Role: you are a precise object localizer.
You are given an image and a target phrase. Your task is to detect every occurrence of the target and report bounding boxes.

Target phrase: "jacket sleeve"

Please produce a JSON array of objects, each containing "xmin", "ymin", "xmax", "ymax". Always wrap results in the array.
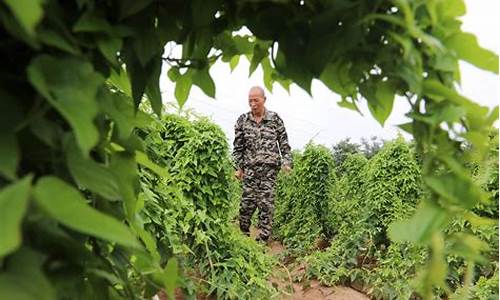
[
  {"xmin": 276, "ymin": 115, "xmax": 292, "ymax": 167},
  {"xmin": 232, "ymin": 114, "xmax": 245, "ymax": 170}
]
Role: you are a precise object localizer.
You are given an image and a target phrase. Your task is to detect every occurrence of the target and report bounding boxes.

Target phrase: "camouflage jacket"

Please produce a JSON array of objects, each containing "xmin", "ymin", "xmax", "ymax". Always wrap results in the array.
[{"xmin": 233, "ymin": 109, "xmax": 292, "ymax": 169}]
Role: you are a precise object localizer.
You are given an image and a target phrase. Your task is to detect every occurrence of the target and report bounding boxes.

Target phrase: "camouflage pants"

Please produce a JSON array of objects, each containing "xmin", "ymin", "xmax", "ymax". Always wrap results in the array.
[{"xmin": 239, "ymin": 164, "xmax": 278, "ymax": 240}]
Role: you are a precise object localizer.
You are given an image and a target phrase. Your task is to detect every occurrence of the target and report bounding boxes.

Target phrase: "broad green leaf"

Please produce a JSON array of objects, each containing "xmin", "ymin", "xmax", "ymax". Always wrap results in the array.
[
  {"xmin": 119, "ymin": 0, "xmax": 154, "ymax": 19},
  {"xmin": 0, "ymin": 132, "xmax": 19, "ymax": 180},
  {"xmin": 445, "ymin": 32, "xmax": 499, "ymax": 74},
  {"xmin": 0, "ymin": 248, "xmax": 55, "ymax": 300},
  {"xmin": 73, "ymin": 10, "xmax": 112, "ymax": 33},
  {"xmin": 4, "ymin": 0, "xmax": 44, "ymax": 36},
  {"xmin": 422, "ymin": 80, "xmax": 483, "ymax": 114},
  {"xmin": 463, "ymin": 211, "xmax": 497, "ymax": 228},
  {"xmin": 38, "ymin": 28, "xmax": 80, "ymax": 55},
  {"xmin": 29, "ymin": 116, "xmax": 59, "ymax": 148},
  {"xmin": 428, "ymin": 233, "xmax": 447, "ymax": 287},
  {"xmin": 397, "ymin": 122, "xmax": 413, "ymax": 134},
  {"xmin": 0, "ymin": 176, "xmax": 32, "ymax": 257},
  {"xmin": 449, "ymin": 233, "xmax": 489, "ymax": 263},
  {"xmin": 110, "ymin": 152, "xmax": 139, "ymax": 220},
  {"xmin": 131, "ymin": 219, "xmax": 160, "ymax": 260},
  {"xmin": 99, "ymin": 89, "xmax": 152, "ymax": 140},
  {"xmin": 261, "ymin": 57, "xmax": 274, "ymax": 93},
  {"xmin": 97, "ymin": 36, "xmax": 122, "ymax": 65},
  {"xmin": 388, "ymin": 203, "xmax": 449, "ymax": 244},
  {"xmin": 337, "ymin": 98, "xmax": 361, "ymax": 114},
  {"xmin": 27, "ymin": 55, "xmax": 104, "ymax": 155},
  {"xmin": 411, "ymin": 105, "xmax": 466, "ymax": 126},
  {"xmin": 66, "ymin": 139, "xmax": 121, "ymax": 200},
  {"xmin": 167, "ymin": 67, "xmax": 180, "ymax": 81},
  {"xmin": 275, "ymin": 49, "xmax": 312, "ymax": 94},
  {"xmin": 364, "ymin": 81, "xmax": 396, "ymax": 126},
  {"xmin": 437, "ymin": 0, "xmax": 466, "ymax": 19},
  {"xmin": 108, "ymin": 68, "xmax": 132, "ymax": 96},
  {"xmin": 233, "ymin": 35, "xmax": 253, "ymax": 54},
  {"xmin": 175, "ymin": 71, "xmax": 193, "ymax": 108},
  {"xmin": 249, "ymin": 44, "xmax": 268, "ymax": 76},
  {"xmin": 320, "ymin": 61, "xmax": 357, "ymax": 97},
  {"xmin": 425, "ymin": 174, "xmax": 485, "ymax": 209},
  {"xmin": 229, "ymin": 55, "xmax": 240, "ymax": 72},
  {"xmin": 135, "ymin": 151, "xmax": 169, "ymax": 178},
  {"xmin": 122, "ymin": 47, "xmax": 159, "ymax": 109},
  {"xmin": 163, "ymin": 258, "xmax": 178, "ymax": 299},
  {"xmin": 192, "ymin": 67, "xmax": 215, "ymax": 98},
  {"xmin": 33, "ymin": 176, "xmax": 141, "ymax": 249},
  {"xmin": 145, "ymin": 58, "xmax": 163, "ymax": 116},
  {"xmin": 133, "ymin": 30, "xmax": 161, "ymax": 66}
]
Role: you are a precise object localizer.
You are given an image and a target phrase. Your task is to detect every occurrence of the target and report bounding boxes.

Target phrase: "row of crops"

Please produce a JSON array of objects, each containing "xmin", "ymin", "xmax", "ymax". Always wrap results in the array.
[
  {"xmin": 139, "ymin": 112, "xmax": 498, "ymax": 299},
  {"xmin": 274, "ymin": 136, "xmax": 498, "ymax": 299}
]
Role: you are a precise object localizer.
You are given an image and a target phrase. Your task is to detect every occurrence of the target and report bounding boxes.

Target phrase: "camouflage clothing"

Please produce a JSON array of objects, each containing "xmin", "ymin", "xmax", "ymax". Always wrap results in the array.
[
  {"xmin": 233, "ymin": 110, "xmax": 292, "ymax": 169},
  {"xmin": 233, "ymin": 109, "xmax": 291, "ymax": 240}
]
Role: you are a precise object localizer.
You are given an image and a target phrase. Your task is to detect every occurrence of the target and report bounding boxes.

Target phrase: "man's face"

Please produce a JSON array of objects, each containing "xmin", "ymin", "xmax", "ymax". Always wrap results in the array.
[{"xmin": 248, "ymin": 89, "xmax": 265, "ymax": 113}]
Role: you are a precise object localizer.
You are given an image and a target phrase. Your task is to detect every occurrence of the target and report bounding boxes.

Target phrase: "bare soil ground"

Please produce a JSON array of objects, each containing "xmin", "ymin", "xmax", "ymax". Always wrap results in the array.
[{"xmin": 250, "ymin": 227, "xmax": 369, "ymax": 300}]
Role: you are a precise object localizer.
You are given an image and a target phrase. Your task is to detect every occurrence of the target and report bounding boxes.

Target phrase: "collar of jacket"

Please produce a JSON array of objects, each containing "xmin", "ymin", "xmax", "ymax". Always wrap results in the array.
[{"xmin": 248, "ymin": 109, "xmax": 272, "ymax": 122}]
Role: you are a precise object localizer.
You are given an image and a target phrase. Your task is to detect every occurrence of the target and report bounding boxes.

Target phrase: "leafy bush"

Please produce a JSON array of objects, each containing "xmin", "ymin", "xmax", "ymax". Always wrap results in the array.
[
  {"xmin": 274, "ymin": 144, "xmax": 336, "ymax": 254},
  {"xmin": 139, "ymin": 114, "xmax": 276, "ymax": 299},
  {"xmin": 305, "ymin": 138, "xmax": 426, "ymax": 299}
]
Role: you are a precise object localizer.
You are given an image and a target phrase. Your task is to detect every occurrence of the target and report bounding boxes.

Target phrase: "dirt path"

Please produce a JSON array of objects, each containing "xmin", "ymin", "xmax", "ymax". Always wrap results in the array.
[{"xmin": 253, "ymin": 227, "xmax": 368, "ymax": 300}]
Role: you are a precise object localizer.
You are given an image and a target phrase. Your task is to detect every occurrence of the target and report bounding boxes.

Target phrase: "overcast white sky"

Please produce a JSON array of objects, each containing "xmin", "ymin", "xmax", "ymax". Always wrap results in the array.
[{"xmin": 160, "ymin": 0, "xmax": 499, "ymax": 150}]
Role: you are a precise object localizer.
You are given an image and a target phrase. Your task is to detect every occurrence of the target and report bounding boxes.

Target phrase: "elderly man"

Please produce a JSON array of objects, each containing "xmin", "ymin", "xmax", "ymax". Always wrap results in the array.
[{"xmin": 233, "ymin": 86, "xmax": 292, "ymax": 242}]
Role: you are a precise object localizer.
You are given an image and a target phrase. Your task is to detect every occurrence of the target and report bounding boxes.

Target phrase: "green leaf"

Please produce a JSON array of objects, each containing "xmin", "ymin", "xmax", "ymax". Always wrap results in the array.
[
  {"xmin": 463, "ymin": 211, "xmax": 497, "ymax": 228},
  {"xmin": 99, "ymin": 89, "xmax": 152, "ymax": 140},
  {"xmin": 0, "ymin": 248, "xmax": 55, "ymax": 300},
  {"xmin": 437, "ymin": 0, "xmax": 465, "ymax": 19},
  {"xmin": 363, "ymin": 81, "xmax": 396, "ymax": 126},
  {"xmin": 110, "ymin": 152, "xmax": 139, "ymax": 220},
  {"xmin": 229, "ymin": 55, "xmax": 240, "ymax": 72},
  {"xmin": 449, "ymin": 233, "xmax": 489, "ymax": 262},
  {"xmin": 192, "ymin": 67, "xmax": 215, "ymax": 98},
  {"xmin": 445, "ymin": 32, "xmax": 499, "ymax": 74},
  {"xmin": 38, "ymin": 28, "xmax": 80, "ymax": 55},
  {"xmin": 108, "ymin": 68, "xmax": 132, "ymax": 97},
  {"xmin": 167, "ymin": 67, "xmax": 180, "ymax": 81},
  {"xmin": 27, "ymin": 55, "xmax": 104, "ymax": 155},
  {"xmin": 337, "ymin": 98, "xmax": 361, "ymax": 114},
  {"xmin": 233, "ymin": 35, "xmax": 254, "ymax": 54},
  {"xmin": 118, "ymin": 0, "xmax": 154, "ymax": 19},
  {"xmin": 261, "ymin": 57, "xmax": 274, "ymax": 93},
  {"xmin": 320, "ymin": 61, "xmax": 357, "ymax": 97},
  {"xmin": 145, "ymin": 58, "xmax": 163, "ymax": 116},
  {"xmin": 425, "ymin": 174, "xmax": 485, "ymax": 209},
  {"xmin": 4, "ymin": 0, "xmax": 44, "ymax": 36},
  {"xmin": 133, "ymin": 30, "xmax": 161, "ymax": 66},
  {"xmin": 66, "ymin": 139, "xmax": 121, "ymax": 201},
  {"xmin": 175, "ymin": 71, "xmax": 193, "ymax": 108},
  {"xmin": 0, "ymin": 132, "xmax": 19, "ymax": 180},
  {"xmin": 397, "ymin": 122, "xmax": 413, "ymax": 134},
  {"xmin": 249, "ymin": 44, "xmax": 268, "ymax": 76},
  {"xmin": 0, "ymin": 176, "xmax": 32, "ymax": 257},
  {"xmin": 135, "ymin": 151, "xmax": 169, "ymax": 178},
  {"xmin": 163, "ymin": 258, "xmax": 178, "ymax": 299},
  {"xmin": 73, "ymin": 10, "xmax": 112, "ymax": 34},
  {"xmin": 97, "ymin": 36, "xmax": 122, "ymax": 66},
  {"xmin": 33, "ymin": 176, "xmax": 141, "ymax": 249},
  {"xmin": 388, "ymin": 203, "xmax": 449, "ymax": 244},
  {"xmin": 122, "ymin": 47, "xmax": 159, "ymax": 109}
]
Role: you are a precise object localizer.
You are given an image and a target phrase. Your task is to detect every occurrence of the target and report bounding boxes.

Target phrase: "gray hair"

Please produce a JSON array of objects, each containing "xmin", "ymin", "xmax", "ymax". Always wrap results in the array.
[{"xmin": 249, "ymin": 86, "xmax": 266, "ymax": 97}]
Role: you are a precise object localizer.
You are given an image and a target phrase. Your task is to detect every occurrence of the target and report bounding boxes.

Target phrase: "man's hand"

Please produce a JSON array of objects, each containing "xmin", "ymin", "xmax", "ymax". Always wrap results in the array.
[
  {"xmin": 234, "ymin": 169, "xmax": 244, "ymax": 181},
  {"xmin": 282, "ymin": 165, "xmax": 292, "ymax": 174}
]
